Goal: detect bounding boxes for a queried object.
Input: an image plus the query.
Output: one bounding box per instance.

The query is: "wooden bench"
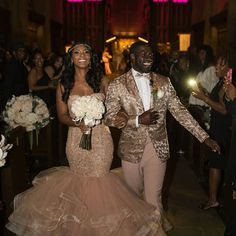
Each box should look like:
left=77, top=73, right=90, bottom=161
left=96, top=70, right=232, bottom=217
left=24, top=107, right=63, bottom=180
left=0, top=127, right=29, bottom=221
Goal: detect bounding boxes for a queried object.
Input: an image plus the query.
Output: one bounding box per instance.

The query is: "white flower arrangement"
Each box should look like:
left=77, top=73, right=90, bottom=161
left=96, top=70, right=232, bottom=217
left=2, top=94, right=50, bottom=132
left=70, top=95, right=105, bottom=150
left=0, top=134, right=13, bottom=167
left=70, top=95, right=105, bottom=127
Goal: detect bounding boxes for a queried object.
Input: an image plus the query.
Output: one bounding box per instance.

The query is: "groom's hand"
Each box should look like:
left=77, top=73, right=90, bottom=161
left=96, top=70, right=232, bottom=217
left=204, top=137, right=221, bottom=154
left=75, top=120, right=90, bottom=133
left=138, top=109, right=159, bottom=126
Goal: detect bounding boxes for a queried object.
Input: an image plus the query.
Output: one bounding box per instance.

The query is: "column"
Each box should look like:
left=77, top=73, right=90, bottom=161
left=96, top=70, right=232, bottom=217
left=10, top=0, right=28, bottom=41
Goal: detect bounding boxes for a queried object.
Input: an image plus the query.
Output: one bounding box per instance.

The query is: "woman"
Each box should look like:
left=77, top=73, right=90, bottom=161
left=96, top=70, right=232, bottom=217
left=28, top=50, right=55, bottom=108
left=44, top=54, right=64, bottom=83
left=188, top=45, right=219, bottom=179
left=189, top=44, right=219, bottom=127
left=102, top=47, right=112, bottom=75
left=191, top=56, right=231, bottom=210
left=6, top=42, right=165, bottom=235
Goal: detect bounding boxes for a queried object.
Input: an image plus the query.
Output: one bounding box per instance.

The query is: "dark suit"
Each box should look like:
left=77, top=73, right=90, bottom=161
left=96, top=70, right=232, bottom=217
left=2, top=59, right=28, bottom=106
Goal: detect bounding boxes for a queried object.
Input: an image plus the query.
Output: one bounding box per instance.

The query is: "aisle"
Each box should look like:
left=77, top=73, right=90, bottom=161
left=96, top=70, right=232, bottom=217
left=165, top=156, right=225, bottom=236
left=111, top=155, right=225, bottom=236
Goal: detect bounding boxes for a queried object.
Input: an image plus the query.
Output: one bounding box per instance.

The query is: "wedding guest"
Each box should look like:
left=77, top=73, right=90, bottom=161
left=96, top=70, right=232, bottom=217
left=44, top=54, right=64, bottom=82
left=27, top=50, right=55, bottom=108
left=191, top=56, right=231, bottom=210
left=2, top=42, right=28, bottom=107
left=102, top=47, right=112, bottom=75
left=187, top=45, right=201, bottom=77
left=188, top=44, right=219, bottom=179
left=189, top=44, right=219, bottom=127
left=169, top=55, right=191, bottom=155
left=105, top=41, right=221, bottom=232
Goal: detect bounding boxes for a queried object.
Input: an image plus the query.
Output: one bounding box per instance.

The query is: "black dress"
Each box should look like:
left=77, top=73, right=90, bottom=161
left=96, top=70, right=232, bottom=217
left=224, top=100, right=236, bottom=236
left=207, top=79, right=231, bottom=169
left=33, top=72, right=53, bottom=108
left=225, top=100, right=236, bottom=190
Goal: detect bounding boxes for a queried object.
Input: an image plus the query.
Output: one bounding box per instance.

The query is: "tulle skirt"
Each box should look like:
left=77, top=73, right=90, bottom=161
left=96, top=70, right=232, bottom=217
left=6, top=167, right=166, bottom=236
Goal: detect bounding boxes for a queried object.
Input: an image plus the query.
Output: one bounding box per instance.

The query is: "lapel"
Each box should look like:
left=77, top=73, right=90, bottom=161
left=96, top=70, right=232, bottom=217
left=150, top=72, right=154, bottom=109
left=125, top=70, right=144, bottom=113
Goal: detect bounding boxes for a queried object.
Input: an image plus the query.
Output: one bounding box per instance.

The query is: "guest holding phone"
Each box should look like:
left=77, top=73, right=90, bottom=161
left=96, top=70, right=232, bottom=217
left=191, top=56, right=231, bottom=210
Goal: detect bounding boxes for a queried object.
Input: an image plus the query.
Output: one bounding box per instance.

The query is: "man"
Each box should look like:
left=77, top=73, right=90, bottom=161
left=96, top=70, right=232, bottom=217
left=2, top=42, right=28, bottom=108
left=104, top=41, right=220, bottom=231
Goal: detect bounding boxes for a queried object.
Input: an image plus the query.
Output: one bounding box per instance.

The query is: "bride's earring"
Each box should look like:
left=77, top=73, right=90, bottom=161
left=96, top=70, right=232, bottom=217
left=70, top=60, right=74, bottom=67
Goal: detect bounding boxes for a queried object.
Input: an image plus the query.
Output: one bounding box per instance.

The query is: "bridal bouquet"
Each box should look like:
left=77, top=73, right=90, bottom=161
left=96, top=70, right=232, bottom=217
left=0, top=134, right=13, bottom=167
left=70, top=96, right=105, bottom=150
left=2, top=94, right=50, bottom=132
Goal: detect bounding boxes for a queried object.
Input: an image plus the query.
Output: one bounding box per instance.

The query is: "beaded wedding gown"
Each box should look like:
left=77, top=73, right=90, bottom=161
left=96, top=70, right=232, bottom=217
left=6, top=94, right=166, bottom=236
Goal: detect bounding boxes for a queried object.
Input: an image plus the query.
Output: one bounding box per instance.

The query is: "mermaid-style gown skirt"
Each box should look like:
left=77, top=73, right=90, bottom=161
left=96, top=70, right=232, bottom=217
left=6, top=123, right=165, bottom=235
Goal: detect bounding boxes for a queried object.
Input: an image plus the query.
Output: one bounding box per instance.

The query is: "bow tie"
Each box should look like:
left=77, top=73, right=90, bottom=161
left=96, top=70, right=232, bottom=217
left=135, top=72, right=150, bottom=79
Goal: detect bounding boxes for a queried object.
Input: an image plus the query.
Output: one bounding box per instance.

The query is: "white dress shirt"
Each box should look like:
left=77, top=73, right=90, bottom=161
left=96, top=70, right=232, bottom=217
left=189, top=66, right=219, bottom=106
left=132, top=68, right=151, bottom=126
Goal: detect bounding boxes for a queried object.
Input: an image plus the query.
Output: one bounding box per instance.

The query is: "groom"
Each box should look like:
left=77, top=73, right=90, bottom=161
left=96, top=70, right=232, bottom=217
left=104, top=41, right=220, bottom=228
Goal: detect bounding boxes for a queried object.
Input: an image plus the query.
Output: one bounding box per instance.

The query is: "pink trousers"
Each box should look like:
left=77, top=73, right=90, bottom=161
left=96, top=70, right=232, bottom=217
left=122, top=136, right=167, bottom=213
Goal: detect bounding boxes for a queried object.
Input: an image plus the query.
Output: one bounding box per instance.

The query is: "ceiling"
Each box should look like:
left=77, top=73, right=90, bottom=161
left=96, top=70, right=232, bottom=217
left=108, top=0, right=148, bottom=37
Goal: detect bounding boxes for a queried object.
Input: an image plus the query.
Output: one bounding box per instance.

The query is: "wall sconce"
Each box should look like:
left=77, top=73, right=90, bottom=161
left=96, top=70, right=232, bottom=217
left=179, top=33, right=191, bottom=51
left=138, top=37, right=149, bottom=43
left=65, top=45, right=72, bottom=52
left=106, top=36, right=116, bottom=43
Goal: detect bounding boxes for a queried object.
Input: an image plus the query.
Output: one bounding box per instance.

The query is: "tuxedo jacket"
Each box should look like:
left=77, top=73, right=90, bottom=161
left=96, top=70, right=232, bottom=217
left=105, top=69, right=209, bottom=163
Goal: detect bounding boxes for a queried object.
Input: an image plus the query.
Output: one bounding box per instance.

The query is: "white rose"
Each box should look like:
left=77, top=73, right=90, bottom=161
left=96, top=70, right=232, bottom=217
left=0, top=159, right=6, bottom=167
left=26, top=112, right=38, bottom=124
left=157, top=90, right=164, bottom=99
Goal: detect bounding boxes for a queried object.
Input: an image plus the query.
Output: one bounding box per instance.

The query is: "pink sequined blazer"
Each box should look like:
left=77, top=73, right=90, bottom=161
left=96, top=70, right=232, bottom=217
left=105, top=69, right=209, bottom=163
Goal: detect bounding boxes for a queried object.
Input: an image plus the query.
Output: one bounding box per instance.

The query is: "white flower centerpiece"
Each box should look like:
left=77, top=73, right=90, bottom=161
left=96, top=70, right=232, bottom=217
left=70, top=95, right=105, bottom=150
left=2, top=94, right=50, bottom=149
left=0, top=134, right=13, bottom=167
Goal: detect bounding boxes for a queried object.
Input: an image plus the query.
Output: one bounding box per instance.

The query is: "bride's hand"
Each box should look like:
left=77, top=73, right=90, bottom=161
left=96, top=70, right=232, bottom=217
left=75, top=121, right=90, bottom=133
left=114, top=111, right=128, bottom=128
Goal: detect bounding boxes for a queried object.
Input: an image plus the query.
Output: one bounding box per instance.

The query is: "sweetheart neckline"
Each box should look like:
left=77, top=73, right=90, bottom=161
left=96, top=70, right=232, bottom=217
left=69, top=92, right=103, bottom=97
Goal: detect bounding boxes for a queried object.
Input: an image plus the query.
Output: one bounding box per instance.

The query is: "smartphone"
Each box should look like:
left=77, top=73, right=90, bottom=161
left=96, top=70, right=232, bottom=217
left=226, top=68, right=232, bottom=83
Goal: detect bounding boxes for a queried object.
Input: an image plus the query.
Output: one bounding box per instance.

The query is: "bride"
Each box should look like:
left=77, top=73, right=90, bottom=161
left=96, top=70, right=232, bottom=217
left=6, top=42, right=166, bottom=236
